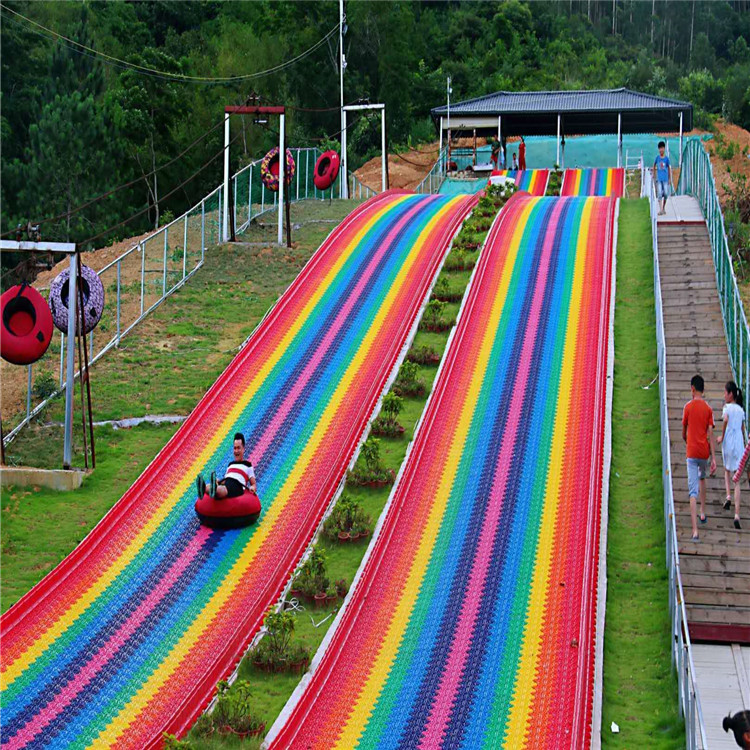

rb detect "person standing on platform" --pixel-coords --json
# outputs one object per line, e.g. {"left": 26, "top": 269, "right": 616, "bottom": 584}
{"left": 682, "top": 374, "right": 717, "bottom": 540}
{"left": 518, "top": 136, "right": 526, "bottom": 170}
{"left": 653, "top": 140, "right": 672, "bottom": 215}
{"left": 512, "top": 152, "right": 519, "bottom": 170}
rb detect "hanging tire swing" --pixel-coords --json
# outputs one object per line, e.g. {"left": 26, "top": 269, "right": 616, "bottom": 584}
{"left": 49, "top": 264, "right": 105, "bottom": 335}
{"left": 313, "top": 150, "right": 341, "bottom": 191}
{"left": 0, "top": 284, "right": 54, "bottom": 365}
{"left": 260, "top": 147, "right": 296, "bottom": 192}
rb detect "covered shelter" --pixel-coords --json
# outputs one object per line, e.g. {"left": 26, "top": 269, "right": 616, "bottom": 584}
{"left": 431, "top": 88, "right": 693, "bottom": 168}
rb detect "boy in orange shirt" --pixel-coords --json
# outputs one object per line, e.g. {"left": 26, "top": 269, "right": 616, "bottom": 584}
{"left": 682, "top": 374, "right": 717, "bottom": 540}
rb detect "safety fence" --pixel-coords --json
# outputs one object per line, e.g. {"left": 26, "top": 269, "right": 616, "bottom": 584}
{"left": 3, "top": 147, "right": 352, "bottom": 446}
{"left": 643, "top": 166, "right": 708, "bottom": 749}
{"left": 414, "top": 147, "right": 448, "bottom": 194}
{"left": 679, "top": 138, "right": 749, "bottom": 399}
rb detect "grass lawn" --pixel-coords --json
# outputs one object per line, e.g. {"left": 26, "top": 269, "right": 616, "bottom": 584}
{"left": 601, "top": 199, "right": 683, "bottom": 747}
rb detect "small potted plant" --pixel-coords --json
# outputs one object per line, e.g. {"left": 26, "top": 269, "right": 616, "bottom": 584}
{"left": 350, "top": 438, "right": 395, "bottom": 486}
{"left": 407, "top": 345, "right": 441, "bottom": 366}
{"left": 162, "top": 733, "right": 191, "bottom": 749}
{"left": 393, "top": 361, "right": 426, "bottom": 399}
{"left": 372, "top": 392, "right": 405, "bottom": 437}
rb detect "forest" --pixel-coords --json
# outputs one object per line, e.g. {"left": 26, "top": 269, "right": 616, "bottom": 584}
{"left": 1, "top": 0, "right": 749, "bottom": 264}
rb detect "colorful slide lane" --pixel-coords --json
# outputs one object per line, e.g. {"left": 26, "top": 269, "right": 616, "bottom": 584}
{"left": 0, "top": 190, "right": 477, "bottom": 749}
{"left": 489, "top": 169, "right": 549, "bottom": 196}
{"left": 266, "top": 192, "right": 616, "bottom": 750}
{"left": 561, "top": 167, "right": 624, "bottom": 197}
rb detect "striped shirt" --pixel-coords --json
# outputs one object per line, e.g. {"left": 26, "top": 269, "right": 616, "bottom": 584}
{"left": 225, "top": 460, "right": 255, "bottom": 489}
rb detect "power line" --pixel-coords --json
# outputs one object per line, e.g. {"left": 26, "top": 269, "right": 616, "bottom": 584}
{"left": 81, "top": 129, "right": 247, "bottom": 246}
{"left": 0, "top": 5, "right": 338, "bottom": 84}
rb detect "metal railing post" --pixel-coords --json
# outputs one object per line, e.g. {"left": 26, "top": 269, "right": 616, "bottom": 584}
{"left": 162, "top": 228, "right": 168, "bottom": 295}
{"left": 306, "top": 150, "right": 309, "bottom": 198}
{"left": 140, "top": 241, "right": 145, "bottom": 316}
{"left": 116, "top": 260, "right": 121, "bottom": 346}
{"left": 63, "top": 252, "right": 78, "bottom": 469}
{"left": 201, "top": 200, "right": 205, "bottom": 261}
{"left": 183, "top": 215, "right": 188, "bottom": 280}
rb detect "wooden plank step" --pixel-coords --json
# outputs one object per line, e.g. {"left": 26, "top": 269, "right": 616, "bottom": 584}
{"left": 682, "top": 573, "right": 750, "bottom": 593}
{"left": 686, "top": 606, "right": 750, "bottom": 625}
{"left": 681, "top": 557, "right": 750, "bottom": 575}
{"left": 684, "top": 588, "right": 750, "bottom": 607}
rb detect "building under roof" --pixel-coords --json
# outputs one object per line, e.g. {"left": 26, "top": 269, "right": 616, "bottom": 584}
{"left": 431, "top": 88, "right": 693, "bottom": 166}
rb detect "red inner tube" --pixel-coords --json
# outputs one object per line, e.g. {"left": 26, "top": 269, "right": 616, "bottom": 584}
{"left": 313, "top": 150, "right": 340, "bottom": 191}
{"left": 194, "top": 490, "right": 262, "bottom": 529}
{"left": 0, "top": 285, "right": 54, "bottom": 366}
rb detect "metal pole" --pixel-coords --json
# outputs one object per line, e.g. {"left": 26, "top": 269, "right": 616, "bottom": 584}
{"left": 278, "top": 113, "right": 285, "bottom": 245}
{"left": 556, "top": 113, "right": 561, "bottom": 166}
{"left": 679, "top": 111, "right": 684, "bottom": 168}
{"left": 439, "top": 116, "right": 443, "bottom": 163}
{"left": 381, "top": 107, "right": 387, "bottom": 193}
{"left": 222, "top": 113, "right": 230, "bottom": 243}
{"left": 339, "top": 0, "right": 347, "bottom": 199}
{"left": 296, "top": 149, "right": 300, "bottom": 201}
{"left": 249, "top": 164, "right": 253, "bottom": 220}
{"left": 342, "top": 109, "right": 348, "bottom": 199}
{"left": 306, "top": 150, "right": 309, "bottom": 198}
{"left": 617, "top": 112, "right": 622, "bottom": 168}
{"left": 116, "top": 260, "right": 121, "bottom": 345}
{"left": 63, "top": 252, "right": 78, "bottom": 469}
{"left": 26, "top": 365, "right": 32, "bottom": 419}
{"left": 447, "top": 76, "right": 451, "bottom": 174}
{"left": 59, "top": 332, "right": 64, "bottom": 387}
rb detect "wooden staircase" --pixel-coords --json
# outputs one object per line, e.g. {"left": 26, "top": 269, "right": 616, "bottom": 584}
{"left": 658, "top": 218, "right": 750, "bottom": 643}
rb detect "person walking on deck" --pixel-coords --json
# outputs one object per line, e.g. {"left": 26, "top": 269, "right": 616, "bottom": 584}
{"left": 682, "top": 374, "right": 717, "bottom": 540}
{"left": 717, "top": 381, "right": 744, "bottom": 529}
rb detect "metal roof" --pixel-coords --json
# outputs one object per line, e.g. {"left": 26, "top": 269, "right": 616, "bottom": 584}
{"left": 431, "top": 88, "right": 693, "bottom": 135}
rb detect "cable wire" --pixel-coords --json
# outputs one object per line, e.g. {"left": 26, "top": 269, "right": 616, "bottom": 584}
{"left": 0, "top": 5, "right": 338, "bottom": 84}
{"left": 81, "top": 129, "right": 246, "bottom": 246}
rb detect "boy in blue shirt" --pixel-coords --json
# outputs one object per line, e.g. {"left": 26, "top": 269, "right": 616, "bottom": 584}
{"left": 653, "top": 141, "right": 672, "bottom": 215}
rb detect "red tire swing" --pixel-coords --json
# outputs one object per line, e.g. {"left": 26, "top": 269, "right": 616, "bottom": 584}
{"left": 260, "top": 147, "right": 296, "bottom": 192}
{"left": 313, "top": 150, "right": 340, "bottom": 191}
{"left": 0, "top": 283, "right": 54, "bottom": 365}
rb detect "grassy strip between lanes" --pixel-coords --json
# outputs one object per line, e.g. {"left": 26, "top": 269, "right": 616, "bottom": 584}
{"left": 601, "top": 199, "right": 683, "bottom": 748}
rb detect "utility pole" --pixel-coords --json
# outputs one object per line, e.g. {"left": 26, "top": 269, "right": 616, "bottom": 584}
{"left": 447, "top": 76, "right": 452, "bottom": 175}
{"left": 339, "top": 0, "right": 348, "bottom": 199}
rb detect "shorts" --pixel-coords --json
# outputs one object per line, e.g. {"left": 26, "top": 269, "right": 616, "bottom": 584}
{"left": 656, "top": 180, "right": 669, "bottom": 199}
{"left": 220, "top": 477, "right": 245, "bottom": 498}
{"left": 686, "top": 457, "right": 708, "bottom": 499}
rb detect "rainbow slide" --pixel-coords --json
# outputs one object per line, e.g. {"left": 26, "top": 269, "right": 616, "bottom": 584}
{"left": 0, "top": 191, "right": 477, "bottom": 749}
{"left": 266, "top": 192, "right": 616, "bottom": 750}
{"left": 561, "top": 167, "right": 624, "bottom": 197}
{"left": 488, "top": 169, "right": 549, "bottom": 196}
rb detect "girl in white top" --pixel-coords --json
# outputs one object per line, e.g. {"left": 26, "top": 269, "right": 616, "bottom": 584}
{"left": 717, "top": 380, "right": 744, "bottom": 528}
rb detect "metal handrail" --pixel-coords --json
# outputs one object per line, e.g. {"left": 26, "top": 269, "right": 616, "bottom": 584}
{"left": 414, "top": 146, "right": 447, "bottom": 195}
{"left": 4, "top": 147, "right": 351, "bottom": 446}
{"left": 678, "top": 138, "right": 750, "bottom": 398}
{"left": 644, "top": 166, "right": 708, "bottom": 749}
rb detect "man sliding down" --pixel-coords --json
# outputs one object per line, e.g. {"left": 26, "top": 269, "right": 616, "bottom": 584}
{"left": 196, "top": 432, "right": 257, "bottom": 499}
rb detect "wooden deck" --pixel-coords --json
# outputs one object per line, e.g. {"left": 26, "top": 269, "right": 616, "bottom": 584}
{"left": 657, "top": 207, "right": 750, "bottom": 644}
